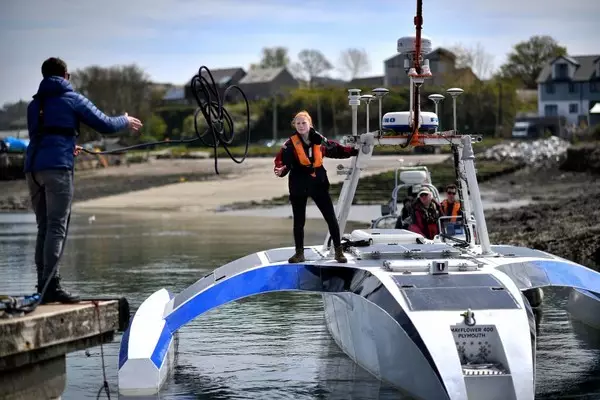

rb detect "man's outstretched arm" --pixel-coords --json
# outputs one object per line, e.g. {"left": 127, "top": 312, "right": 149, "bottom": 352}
{"left": 71, "top": 93, "right": 141, "bottom": 134}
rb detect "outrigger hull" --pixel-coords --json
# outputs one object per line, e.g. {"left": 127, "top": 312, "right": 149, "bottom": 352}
{"left": 117, "top": 232, "right": 600, "bottom": 400}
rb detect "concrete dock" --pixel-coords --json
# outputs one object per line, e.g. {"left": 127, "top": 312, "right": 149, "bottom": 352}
{"left": 0, "top": 299, "right": 130, "bottom": 400}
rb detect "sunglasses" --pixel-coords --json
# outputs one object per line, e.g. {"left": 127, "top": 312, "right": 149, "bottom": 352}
{"left": 419, "top": 193, "right": 429, "bottom": 197}
{"left": 447, "top": 191, "right": 456, "bottom": 195}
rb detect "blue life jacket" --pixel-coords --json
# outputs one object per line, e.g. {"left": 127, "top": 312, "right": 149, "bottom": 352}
{"left": 24, "top": 76, "right": 129, "bottom": 172}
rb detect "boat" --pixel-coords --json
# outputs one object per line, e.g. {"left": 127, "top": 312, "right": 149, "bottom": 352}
{"left": 117, "top": 2, "right": 600, "bottom": 399}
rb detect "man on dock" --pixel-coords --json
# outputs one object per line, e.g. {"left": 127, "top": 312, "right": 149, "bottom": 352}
{"left": 24, "top": 57, "right": 143, "bottom": 303}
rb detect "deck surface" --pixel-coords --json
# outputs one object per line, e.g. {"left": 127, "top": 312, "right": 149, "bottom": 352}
{"left": 0, "top": 300, "right": 121, "bottom": 370}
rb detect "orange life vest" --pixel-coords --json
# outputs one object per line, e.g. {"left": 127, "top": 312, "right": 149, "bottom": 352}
{"left": 290, "top": 134, "right": 323, "bottom": 177}
{"left": 441, "top": 200, "right": 461, "bottom": 222}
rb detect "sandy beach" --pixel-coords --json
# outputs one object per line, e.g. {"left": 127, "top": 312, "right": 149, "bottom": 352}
{"left": 69, "top": 154, "right": 448, "bottom": 214}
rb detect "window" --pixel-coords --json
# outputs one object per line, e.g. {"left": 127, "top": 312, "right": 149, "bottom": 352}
{"left": 555, "top": 63, "right": 569, "bottom": 79}
{"left": 545, "top": 83, "right": 555, "bottom": 94}
{"left": 544, "top": 104, "right": 558, "bottom": 116}
{"left": 569, "top": 104, "right": 578, "bottom": 114}
{"left": 569, "top": 83, "right": 577, "bottom": 93}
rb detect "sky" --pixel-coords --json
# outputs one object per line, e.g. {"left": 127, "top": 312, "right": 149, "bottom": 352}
{"left": 1, "top": 0, "right": 598, "bottom": 106}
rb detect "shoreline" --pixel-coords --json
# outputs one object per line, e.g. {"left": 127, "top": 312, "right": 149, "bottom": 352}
{"left": 3, "top": 143, "right": 600, "bottom": 269}
{"left": 0, "top": 154, "right": 449, "bottom": 213}
{"left": 68, "top": 154, "right": 446, "bottom": 213}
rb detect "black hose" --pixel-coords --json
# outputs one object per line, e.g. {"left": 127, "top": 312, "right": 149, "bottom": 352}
{"left": 81, "top": 65, "right": 251, "bottom": 175}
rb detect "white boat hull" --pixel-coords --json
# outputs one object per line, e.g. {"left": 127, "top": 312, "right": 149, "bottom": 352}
{"left": 117, "top": 232, "right": 600, "bottom": 399}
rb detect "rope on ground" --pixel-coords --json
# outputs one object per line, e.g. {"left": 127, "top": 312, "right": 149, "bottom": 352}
{"left": 92, "top": 300, "right": 112, "bottom": 400}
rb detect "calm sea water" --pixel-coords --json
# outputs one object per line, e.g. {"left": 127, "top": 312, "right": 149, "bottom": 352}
{"left": 1, "top": 211, "right": 600, "bottom": 400}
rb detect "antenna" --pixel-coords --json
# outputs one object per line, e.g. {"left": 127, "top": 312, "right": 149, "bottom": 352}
{"left": 396, "top": 0, "right": 432, "bottom": 146}
{"left": 446, "top": 88, "right": 464, "bottom": 133}
{"left": 360, "top": 94, "right": 374, "bottom": 133}
{"left": 372, "top": 88, "right": 389, "bottom": 135}
{"left": 428, "top": 94, "right": 444, "bottom": 132}
{"left": 446, "top": 88, "right": 464, "bottom": 135}
{"left": 348, "top": 89, "right": 361, "bottom": 138}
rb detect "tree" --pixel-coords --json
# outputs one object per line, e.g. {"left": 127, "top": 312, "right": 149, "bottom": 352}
{"left": 70, "top": 64, "right": 152, "bottom": 142}
{"left": 498, "top": 35, "right": 567, "bottom": 89}
{"left": 250, "top": 47, "right": 290, "bottom": 69}
{"left": 141, "top": 114, "right": 167, "bottom": 140}
{"left": 182, "top": 113, "right": 207, "bottom": 135}
{"left": 293, "top": 49, "right": 333, "bottom": 86}
{"left": 0, "top": 100, "right": 28, "bottom": 130}
{"left": 448, "top": 43, "right": 495, "bottom": 80}
{"left": 338, "top": 48, "right": 370, "bottom": 80}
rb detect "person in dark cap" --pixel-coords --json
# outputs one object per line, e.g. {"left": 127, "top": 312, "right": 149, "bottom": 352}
{"left": 408, "top": 186, "right": 442, "bottom": 240}
{"left": 395, "top": 186, "right": 416, "bottom": 229}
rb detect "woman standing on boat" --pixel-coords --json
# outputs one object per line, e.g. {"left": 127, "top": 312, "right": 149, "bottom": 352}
{"left": 273, "top": 111, "right": 358, "bottom": 264}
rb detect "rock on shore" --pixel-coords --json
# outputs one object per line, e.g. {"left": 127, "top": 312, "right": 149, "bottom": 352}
{"left": 484, "top": 141, "right": 600, "bottom": 269}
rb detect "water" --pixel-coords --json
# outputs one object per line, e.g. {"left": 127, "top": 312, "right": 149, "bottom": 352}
{"left": 2, "top": 211, "right": 600, "bottom": 399}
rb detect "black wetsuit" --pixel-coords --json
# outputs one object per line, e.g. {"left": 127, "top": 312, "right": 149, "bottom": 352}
{"left": 279, "top": 130, "right": 355, "bottom": 249}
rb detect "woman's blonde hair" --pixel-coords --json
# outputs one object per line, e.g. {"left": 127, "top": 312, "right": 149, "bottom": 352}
{"left": 291, "top": 110, "right": 313, "bottom": 128}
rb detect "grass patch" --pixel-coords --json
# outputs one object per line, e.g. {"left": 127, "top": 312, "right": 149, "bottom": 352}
{"left": 225, "top": 157, "right": 524, "bottom": 210}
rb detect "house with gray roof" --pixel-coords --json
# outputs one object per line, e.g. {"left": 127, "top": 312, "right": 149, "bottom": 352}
{"left": 384, "top": 48, "right": 478, "bottom": 88}
{"left": 237, "top": 67, "right": 299, "bottom": 100}
{"left": 536, "top": 55, "right": 600, "bottom": 126}
{"left": 183, "top": 67, "right": 246, "bottom": 104}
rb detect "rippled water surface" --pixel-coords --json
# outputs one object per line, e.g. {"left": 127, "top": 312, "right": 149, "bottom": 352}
{"left": 1, "top": 211, "right": 600, "bottom": 399}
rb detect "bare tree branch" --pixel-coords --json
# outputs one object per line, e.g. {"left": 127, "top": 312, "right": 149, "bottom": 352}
{"left": 338, "top": 48, "right": 370, "bottom": 80}
{"left": 448, "top": 42, "right": 495, "bottom": 80}
{"left": 294, "top": 49, "right": 333, "bottom": 87}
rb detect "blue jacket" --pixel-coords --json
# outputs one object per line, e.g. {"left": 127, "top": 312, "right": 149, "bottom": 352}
{"left": 24, "top": 76, "right": 129, "bottom": 172}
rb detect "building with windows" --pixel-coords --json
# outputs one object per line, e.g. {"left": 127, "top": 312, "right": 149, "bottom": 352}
{"left": 536, "top": 55, "right": 600, "bottom": 126}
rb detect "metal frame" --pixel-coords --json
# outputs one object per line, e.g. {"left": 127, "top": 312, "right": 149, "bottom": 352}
{"left": 321, "top": 89, "right": 490, "bottom": 255}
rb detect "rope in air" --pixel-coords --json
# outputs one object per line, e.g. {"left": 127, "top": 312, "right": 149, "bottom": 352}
{"left": 80, "top": 65, "right": 251, "bottom": 175}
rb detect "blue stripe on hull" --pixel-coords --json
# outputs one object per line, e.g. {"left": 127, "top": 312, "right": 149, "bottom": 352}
{"left": 130, "top": 263, "right": 448, "bottom": 397}
{"left": 530, "top": 260, "right": 600, "bottom": 294}
{"left": 119, "top": 290, "right": 174, "bottom": 369}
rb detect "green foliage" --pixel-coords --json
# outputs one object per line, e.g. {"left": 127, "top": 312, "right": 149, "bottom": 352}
{"left": 249, "top": 158, "right": 523, "bottom": 207}
{"left": 498, "top": 35, "right": 567, "bottom": 89}
{"left": 140, "top": 114, "right": 168, "bottom": 140}
{"left": 246, "top": 78, "right": 522, "bottom": 141}
{"left": 0, "top": 100, "right": 28, "bottom": 130}
{"left": 594, "top": 124, "right": 600, "bottom": 140}
{"left": 206, "top": 137, "right": 505, "bottom": 160}
{"left": 250, "top": 47, "right": 291, "bottom": 69}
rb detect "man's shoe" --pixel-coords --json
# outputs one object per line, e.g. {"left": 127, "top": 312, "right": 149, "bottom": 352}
{"left": 334, "top": 246, "right": 348, "bottom": 263}
{"left": 42, "top": 276, "right": 80, "bottom": 304}
{"left": 288, "top": 249, "right": 305, "bottom": 263}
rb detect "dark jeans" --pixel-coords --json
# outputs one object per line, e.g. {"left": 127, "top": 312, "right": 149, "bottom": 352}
{"left": 25, "top": 170, "right": 73, "bottom": 284}
{"left": 290, "top": 190, "right": 341, "bottom": 250}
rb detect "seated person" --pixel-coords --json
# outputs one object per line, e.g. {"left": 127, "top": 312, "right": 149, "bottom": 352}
{"left": 394, "top": 197, "right": 413, "bottom": 229}
{"left": 440, "top": 184, "right": 461, "bottom": 222}
{"left": 408, "top": 187, "right": 442, "bottom": 240}
{"left": 394, "top": 186, "right": 415, "bottom": 229}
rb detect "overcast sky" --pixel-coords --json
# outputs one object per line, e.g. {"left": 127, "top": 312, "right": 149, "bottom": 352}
{"left": 1, "top": 0, "right": 598, "bottom": 105}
